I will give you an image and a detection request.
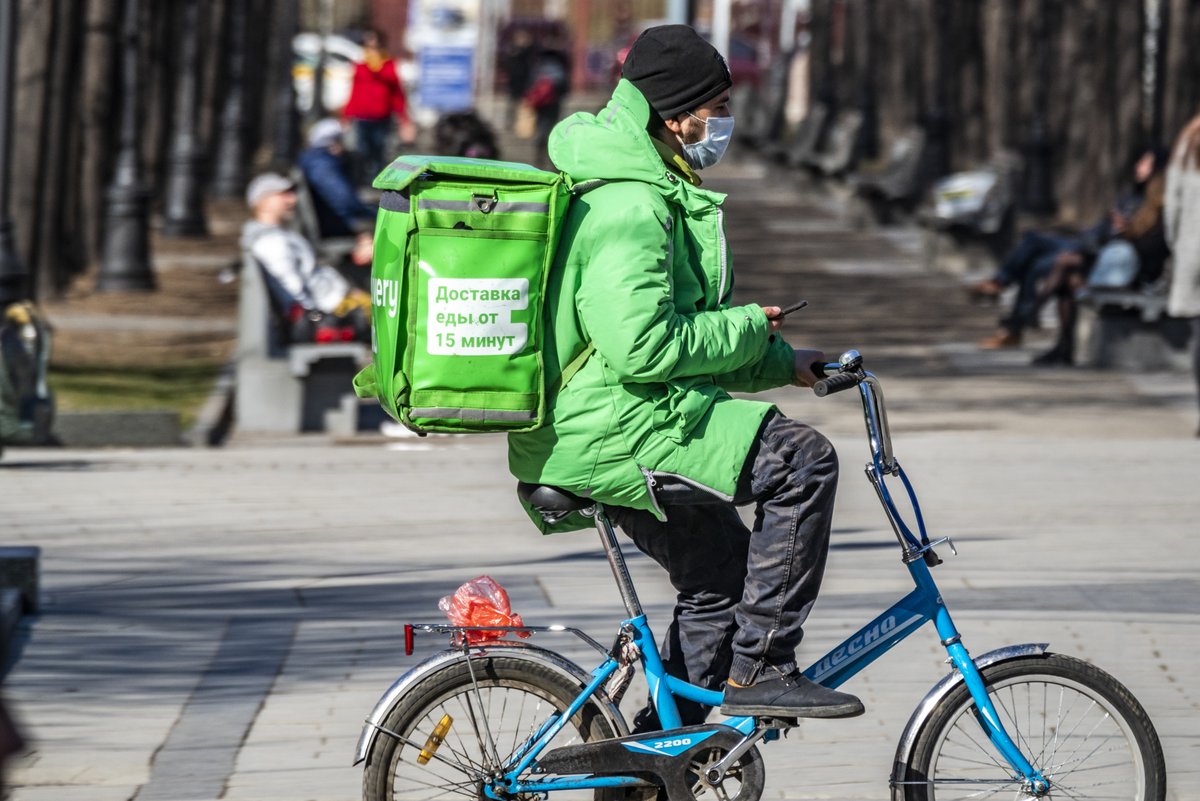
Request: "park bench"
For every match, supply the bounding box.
[919,150,1021,274]
[235,251,373,434]
[1076,282,1194,370]
[847,127,928,225]
[797,108,863,178]
[781,102,829,168]
[740,54,791,149]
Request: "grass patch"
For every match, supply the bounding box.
[49,362,224,429]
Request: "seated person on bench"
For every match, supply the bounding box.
[975,146,1171,356]
[298,118,379,238]
[240,173,372,344]
[1029,146,1170,366]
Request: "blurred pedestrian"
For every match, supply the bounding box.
[241,173,372,344]
[1165,111,1200,434]
[344,29,416,181]
[505,26,537,131]
[434,112,501,160]
[526,44,570,169]
[298,119,377,238]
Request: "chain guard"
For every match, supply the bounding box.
[536,723,762,801]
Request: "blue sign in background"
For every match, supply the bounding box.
[419,46,474,111]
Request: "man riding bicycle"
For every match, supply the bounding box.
[508,25,863,726]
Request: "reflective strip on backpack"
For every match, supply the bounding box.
[415,199,549,214]
[410,407,537,422]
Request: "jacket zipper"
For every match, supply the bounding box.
[651,470,735,502]
[716,205,729,301]
[639,466,735,516]
[638,465,666,519]
[664,214,675,299]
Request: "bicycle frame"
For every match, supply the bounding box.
[476,354,1050,797]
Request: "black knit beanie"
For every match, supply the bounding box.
[622,25,732,120]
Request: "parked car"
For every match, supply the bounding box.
[293,33,363,114]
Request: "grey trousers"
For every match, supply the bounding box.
[608,412,839,727]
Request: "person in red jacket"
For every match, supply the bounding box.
[344,29,416,181]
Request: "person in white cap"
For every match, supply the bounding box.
[240,173,371,342]
[298,118,378,238]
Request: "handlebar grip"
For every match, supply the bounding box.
[810,362,828,380]
[813,372,861,397]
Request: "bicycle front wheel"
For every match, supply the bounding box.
[362,654,623,801]
[903,653,1166,801]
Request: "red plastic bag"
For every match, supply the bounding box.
[438,576,530,645]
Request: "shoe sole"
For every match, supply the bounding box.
[718,701,865,719]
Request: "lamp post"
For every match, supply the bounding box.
[0,0,26,305]
[923,0,952,181]
[815,0,839,110]
[306,0,332,125]
[1020,0,1055,215]
[271,0,299,170]
[212,0,249,198]
[96,0,155,292]
[857,0,879,160]
[161,0,209,237]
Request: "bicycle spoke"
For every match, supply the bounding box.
[393,761,480,799]
[1046,709,1112,779]
[927,670,1146,801]
[1046,691,1087,770]
[940,720,1012,773]
[992,684,1037,769]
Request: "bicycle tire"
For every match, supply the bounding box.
[362,655,624,801]
[902,653,1166,801]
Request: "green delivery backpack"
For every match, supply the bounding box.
[353,155,582,434]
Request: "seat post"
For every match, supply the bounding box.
[592,505,643,619]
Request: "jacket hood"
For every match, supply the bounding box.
[549,80,689,198]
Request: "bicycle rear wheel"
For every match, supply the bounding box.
[903,653,1166,801]
[362,654,623,801]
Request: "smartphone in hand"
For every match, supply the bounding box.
[777,300,808,317]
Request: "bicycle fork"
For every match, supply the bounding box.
[921,563,1050,793]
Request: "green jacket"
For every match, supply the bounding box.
[507,80,797,528]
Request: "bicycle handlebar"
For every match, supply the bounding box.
[813,372,861,397]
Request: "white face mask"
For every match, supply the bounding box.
[681,112,735,170]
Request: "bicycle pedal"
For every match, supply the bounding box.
[755,716,799,729]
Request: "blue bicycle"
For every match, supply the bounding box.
[356,351,1166,801]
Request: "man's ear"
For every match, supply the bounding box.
[662,114,686,136]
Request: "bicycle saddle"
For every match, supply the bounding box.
[517,482,593,524]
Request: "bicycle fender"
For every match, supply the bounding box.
[889,643,1048,800]
[353,641,630,766]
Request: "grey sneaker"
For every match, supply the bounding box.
[720,670,864,719]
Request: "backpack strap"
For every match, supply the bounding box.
[569,179,608,195]
[555,342,595,394]
[551,178,617,394]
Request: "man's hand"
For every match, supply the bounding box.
[761,305,785,334]
[1111,211,1127,235]
[352,232,374,266]
[399,120,418,145]
[792,348,826,388]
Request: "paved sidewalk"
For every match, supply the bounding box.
[4,163,1198,800]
